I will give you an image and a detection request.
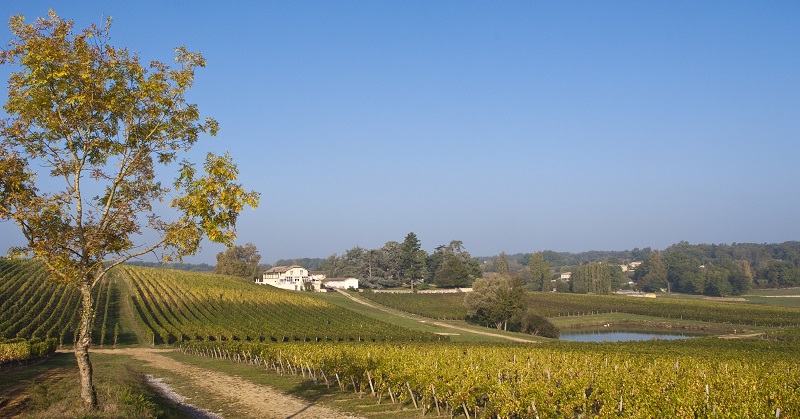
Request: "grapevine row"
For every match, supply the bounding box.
[0,259,114,346]
[120,265,445,344]
[180,339,799,418]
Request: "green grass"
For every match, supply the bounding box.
[313,291,545,343]
[359,291,468,319]
[0,352,185,418]
[548,312,748,334]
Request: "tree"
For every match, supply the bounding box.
[380,241,403,284]
[464,273,525,330]
[496,251,509,275]
[570,262,611,294]
[0,12,259,409]
[637,250,668,292]
[527,252,550,291]
[214,243,261,279]
[433,240,481,288]
[510,308,559,338]
[400,232,425,290]
[435,253,471,288]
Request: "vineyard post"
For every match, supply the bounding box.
[406,381,418,409]
[367,371,376,396]
[431,385,441,415]
[321,369,330,388]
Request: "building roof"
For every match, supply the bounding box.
[264,265,304,274]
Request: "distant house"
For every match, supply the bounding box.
[256,266,358,291]
[321,277,359,291]
[257,265,309,291]
[560,272,572,281]
[629,261,643,270]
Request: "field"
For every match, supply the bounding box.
[180,338,800,418]
[362,288,800,328]
[360,291,468,319]
[120,265,443,344]
[2,259,800,418]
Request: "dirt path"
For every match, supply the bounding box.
[335,290,539,344]
[92,348,361,419]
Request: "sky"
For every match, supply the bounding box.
[1,1,799,265]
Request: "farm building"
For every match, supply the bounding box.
[256,265,358,291]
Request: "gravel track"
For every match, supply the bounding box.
[92,348,362,419]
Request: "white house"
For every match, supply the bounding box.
[321,277,359,291]
[256,266,358,291]
[257,265,309,291]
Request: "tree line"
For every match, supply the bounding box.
[315,233,482,289]
[483,241,800,297]
[633,241,800,295]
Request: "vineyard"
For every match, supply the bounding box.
[362,290,800,327]
[0,259,118,346]
[5,258,800,417]
[180,339,800,418]
[120,265,444,344]
[0,338,57,367]
[361,291,468,319]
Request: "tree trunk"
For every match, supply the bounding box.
[75,281,98,409]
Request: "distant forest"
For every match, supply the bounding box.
[481,241,800,295]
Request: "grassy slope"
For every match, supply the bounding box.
[313,291,547,343]
[0,352,185,418]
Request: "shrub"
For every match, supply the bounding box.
[510,308,559,338]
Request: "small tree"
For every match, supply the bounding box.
[510,308,559,338]
[0,12,259,409]
[464,273,525,331]
[214,243,261,279]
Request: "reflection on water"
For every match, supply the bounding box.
[560,330,697,342]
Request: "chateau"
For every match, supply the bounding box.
[256,265,359,292]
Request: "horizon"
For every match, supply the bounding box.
[1,2,798,265]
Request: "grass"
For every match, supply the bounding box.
[548,312,754,334]
[0,352,184,418]
[312,290,545,343]
[104,272,142,347]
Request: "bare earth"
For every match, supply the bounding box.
[92,348,362,419]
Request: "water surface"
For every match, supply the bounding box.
[560,330,698,342]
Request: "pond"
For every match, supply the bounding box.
[560,329,700,342]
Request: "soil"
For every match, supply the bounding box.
[92,348,362,419]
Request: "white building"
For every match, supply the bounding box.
[256,266,358,291]
[321,277,359,291]
[257,265,309,291]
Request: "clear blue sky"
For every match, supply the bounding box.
[1,1,799,264]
